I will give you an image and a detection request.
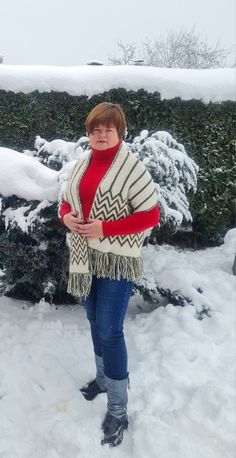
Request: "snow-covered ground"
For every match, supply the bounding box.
[0,230,235,458]
[0,65,235,103]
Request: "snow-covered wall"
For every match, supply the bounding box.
[0,65,235,103]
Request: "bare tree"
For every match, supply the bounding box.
[109,28,230,68]
[109,41,136,65]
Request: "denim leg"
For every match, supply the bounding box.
[95,278,133,380]
[84,276,102,357]
[95,354,107,391]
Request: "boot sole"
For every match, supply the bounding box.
[101,421,128,447]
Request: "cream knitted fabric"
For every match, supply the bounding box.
[65,142,158,297]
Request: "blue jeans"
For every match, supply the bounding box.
[84,276,133,380]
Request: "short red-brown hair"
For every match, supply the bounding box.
[85,102,126,139]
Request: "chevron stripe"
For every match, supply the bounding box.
[91,188,128,221]
[132,188,157,211]
[70,233,88,266]
[129,176,153,204]
[99,232,144,249]
[109,149,129,189]
[119,158,140,194]
[129,169,146,190]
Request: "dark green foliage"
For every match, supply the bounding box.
[0,195,75,304]
[0,88,235,245]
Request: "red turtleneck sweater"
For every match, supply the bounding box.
[60,142,160,236]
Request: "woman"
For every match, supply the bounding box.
[60,102,160,447]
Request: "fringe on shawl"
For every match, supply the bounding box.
[67,248,143,298]
[89,248,143,281]
[67,272,92,298]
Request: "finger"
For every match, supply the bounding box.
[73,218,83,223]
[77,224,88,230]
[77,228,91,235]
[74,227,82,231]
[87,219,96,223]
[74,228,87,235]
[69,220,81,226]
[82,222,93,227]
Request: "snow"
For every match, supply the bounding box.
[34,136,82,163]
[0,65,235,103]
[141,228,236,314]
[0,229,235,458]
[4,201,51,234]
[0,147,59,202]
[32,135,88,167]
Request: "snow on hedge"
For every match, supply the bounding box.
[0,65,235,102]
[0,147,59,201]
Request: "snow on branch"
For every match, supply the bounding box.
[129,130,198,231]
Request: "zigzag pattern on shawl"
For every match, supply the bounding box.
[99,232,144,248]
[91,184,144,248]
[70,232,88,266]
[91,188,129,221]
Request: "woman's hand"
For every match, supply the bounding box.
[63,212,84,232]
[77,219,104,239]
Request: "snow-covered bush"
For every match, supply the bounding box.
[0,149,71,302]
[0,196,70,303]
[129,130,198,233]
[0,131,198,303]
[24,135,89,170]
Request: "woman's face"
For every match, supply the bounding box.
[88,123,120,150]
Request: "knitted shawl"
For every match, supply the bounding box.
[65,142,158,297]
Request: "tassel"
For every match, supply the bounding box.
[67,272,92,298]
[89,248,143,281]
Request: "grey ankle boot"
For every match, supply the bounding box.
[104,375,128,420]
[95,354,107,391]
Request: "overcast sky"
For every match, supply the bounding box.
[0,0,235,66]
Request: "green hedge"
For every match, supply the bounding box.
[0,196,72,303]
[0,88,235,245]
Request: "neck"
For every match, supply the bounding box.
[91,141,121,161]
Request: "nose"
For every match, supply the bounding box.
[98,129,107,139]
